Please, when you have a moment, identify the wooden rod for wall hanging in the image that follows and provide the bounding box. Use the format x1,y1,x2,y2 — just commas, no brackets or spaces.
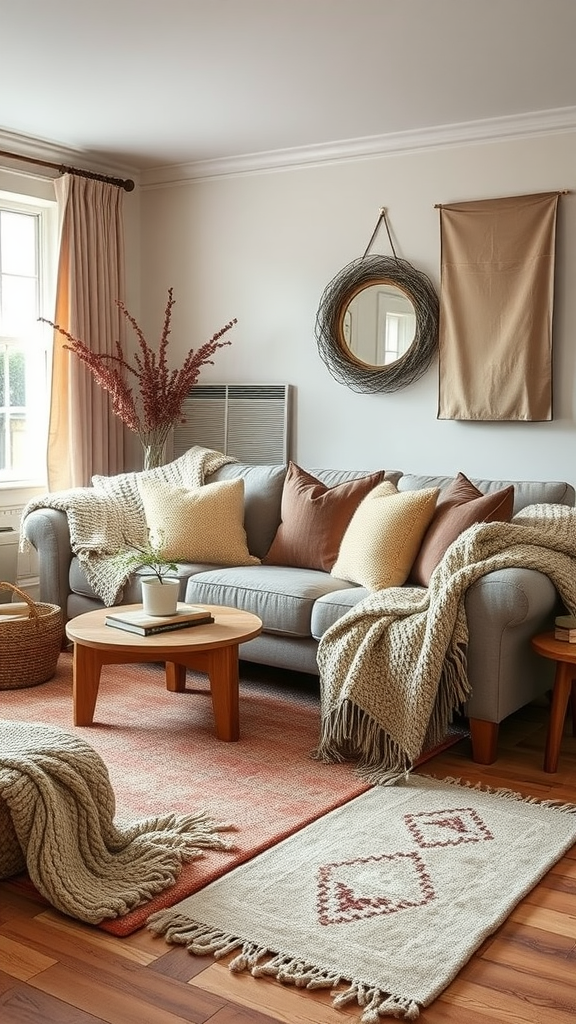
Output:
0,148,135,191
434,189,569,209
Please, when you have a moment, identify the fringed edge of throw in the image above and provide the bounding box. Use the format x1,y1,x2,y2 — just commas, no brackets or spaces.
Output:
311,699,412,786
116,810,237,851
146,913,421,1020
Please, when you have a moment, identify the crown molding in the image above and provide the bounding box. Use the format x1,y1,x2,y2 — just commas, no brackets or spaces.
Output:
3,105,576,192
140,105,576,189
0,127,141,183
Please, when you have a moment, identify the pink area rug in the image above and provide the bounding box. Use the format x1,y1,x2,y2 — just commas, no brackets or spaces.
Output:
0,653,371,934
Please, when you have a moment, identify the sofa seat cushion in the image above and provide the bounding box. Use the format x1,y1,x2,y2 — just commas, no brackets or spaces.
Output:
311,587,370,639
69,557,215,604
185,565,356,638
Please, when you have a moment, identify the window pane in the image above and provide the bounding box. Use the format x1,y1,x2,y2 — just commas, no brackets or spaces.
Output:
0,211,37,275
0,276,37,335
10,412,27,469
0,197,54,483
8,350,25,406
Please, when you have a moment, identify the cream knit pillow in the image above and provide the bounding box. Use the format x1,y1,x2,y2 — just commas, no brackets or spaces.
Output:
137,476,260,566
331,484,440,590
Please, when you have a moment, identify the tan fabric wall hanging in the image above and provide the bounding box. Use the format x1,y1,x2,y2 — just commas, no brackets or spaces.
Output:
437,192,561,421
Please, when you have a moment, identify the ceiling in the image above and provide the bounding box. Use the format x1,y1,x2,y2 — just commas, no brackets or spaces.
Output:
2,0,576,175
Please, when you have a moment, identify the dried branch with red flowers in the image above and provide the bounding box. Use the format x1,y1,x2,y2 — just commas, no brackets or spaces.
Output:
40,288,237,465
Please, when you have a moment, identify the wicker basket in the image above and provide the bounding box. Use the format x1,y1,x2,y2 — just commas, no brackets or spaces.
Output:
0,582,63,690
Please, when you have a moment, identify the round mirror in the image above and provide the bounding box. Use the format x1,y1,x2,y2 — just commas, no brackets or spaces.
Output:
343,281,417,367
316,254,439,393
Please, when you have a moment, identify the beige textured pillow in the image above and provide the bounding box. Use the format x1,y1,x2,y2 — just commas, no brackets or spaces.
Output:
137,476,260,566
331,484,440,590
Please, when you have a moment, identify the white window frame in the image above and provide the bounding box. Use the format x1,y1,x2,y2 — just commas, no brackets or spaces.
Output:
0,189,58,488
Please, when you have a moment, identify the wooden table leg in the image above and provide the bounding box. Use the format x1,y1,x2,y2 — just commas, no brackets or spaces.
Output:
206,644,239,741
72,643,104,725
165,661,187,692
544,661,575,773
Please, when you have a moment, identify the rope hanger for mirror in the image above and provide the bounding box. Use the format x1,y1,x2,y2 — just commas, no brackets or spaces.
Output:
315,207,440,394
362,207,398,260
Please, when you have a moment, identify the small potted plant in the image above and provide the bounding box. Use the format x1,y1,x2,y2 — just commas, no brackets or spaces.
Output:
115,533,180,615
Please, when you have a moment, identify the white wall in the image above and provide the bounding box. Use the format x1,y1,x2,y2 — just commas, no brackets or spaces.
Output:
140,130,576,487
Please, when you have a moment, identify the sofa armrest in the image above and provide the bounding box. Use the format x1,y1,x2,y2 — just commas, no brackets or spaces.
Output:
464,566,559,724
22,509,73,612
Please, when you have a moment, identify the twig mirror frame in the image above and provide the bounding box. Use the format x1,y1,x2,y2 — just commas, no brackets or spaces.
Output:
315,253,440,394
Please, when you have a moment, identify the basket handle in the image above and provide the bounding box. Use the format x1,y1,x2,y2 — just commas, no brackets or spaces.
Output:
0,581,40,623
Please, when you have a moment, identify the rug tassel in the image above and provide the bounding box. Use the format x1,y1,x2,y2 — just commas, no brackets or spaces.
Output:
147,913,243,958
250,952,341,989
334,980,421,1020
426,775,576,814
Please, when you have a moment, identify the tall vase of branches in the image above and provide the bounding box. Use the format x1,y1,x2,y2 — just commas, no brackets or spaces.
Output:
41,289,237,469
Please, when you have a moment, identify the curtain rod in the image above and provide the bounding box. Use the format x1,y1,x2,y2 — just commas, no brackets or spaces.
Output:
0,148,135,192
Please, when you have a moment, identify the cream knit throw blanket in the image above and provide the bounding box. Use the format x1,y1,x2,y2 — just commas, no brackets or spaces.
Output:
20,446,234,606
315,503,576,784
0,720,234,924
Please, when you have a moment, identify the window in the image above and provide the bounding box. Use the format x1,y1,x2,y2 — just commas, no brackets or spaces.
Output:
0,192,57,484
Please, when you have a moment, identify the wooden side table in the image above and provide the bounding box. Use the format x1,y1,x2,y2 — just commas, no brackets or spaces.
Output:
530,631,576,772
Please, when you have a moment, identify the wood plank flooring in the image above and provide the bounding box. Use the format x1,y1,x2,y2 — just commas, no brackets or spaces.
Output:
1,695,575,1024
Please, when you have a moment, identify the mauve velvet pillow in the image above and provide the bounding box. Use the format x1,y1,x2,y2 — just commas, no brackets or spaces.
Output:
409,472,515,587
263,462,385,572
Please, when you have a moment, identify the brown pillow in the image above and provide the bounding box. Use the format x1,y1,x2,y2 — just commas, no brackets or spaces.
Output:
409,472,515,586
263,462,385,571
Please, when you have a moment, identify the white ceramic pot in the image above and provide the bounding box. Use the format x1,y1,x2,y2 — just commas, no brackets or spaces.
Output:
141,577,180,616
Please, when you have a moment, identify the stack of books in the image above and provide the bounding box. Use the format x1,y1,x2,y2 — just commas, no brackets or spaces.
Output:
554,614,576,643
105,603,214,636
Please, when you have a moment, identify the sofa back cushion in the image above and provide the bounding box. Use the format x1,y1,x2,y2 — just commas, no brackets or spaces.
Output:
263,462,386,571
398,473,575,514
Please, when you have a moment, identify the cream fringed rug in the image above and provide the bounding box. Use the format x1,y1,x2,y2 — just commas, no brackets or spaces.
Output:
0,720,234,924
149,775,576,1021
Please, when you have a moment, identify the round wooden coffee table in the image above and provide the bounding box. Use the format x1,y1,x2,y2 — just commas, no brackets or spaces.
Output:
531,631,576,772
65,604,262,741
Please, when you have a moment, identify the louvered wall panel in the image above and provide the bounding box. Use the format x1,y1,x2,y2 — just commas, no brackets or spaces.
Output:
171,384,291,465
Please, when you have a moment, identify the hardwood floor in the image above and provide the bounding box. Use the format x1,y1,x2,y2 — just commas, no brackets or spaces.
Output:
1,697,575,1024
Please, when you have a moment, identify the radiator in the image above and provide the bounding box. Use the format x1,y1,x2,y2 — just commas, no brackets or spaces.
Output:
171,384,292,465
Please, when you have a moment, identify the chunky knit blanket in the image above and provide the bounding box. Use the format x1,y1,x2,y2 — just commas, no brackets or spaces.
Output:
20,446,234,606
315,503,576,784
0,720,234,924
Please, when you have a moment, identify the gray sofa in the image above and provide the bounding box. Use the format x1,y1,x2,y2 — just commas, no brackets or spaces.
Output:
22,463,575,765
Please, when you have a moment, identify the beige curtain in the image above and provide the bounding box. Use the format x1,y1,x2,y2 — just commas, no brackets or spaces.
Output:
48,175,126,489
437,192,560,421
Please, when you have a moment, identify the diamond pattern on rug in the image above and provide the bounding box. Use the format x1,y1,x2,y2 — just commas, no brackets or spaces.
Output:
317,850,435,924
404,805,494,848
